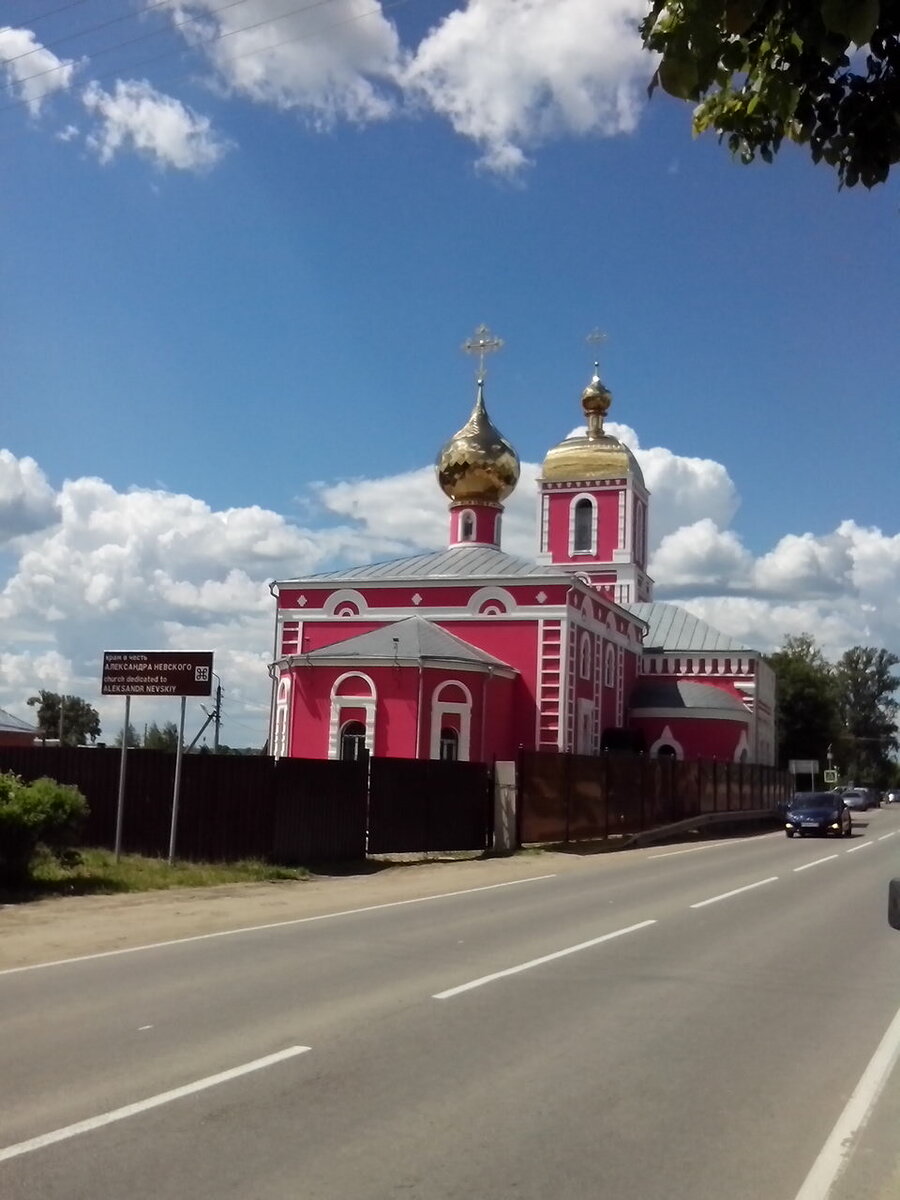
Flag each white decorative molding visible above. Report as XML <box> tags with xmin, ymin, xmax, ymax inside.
<box><xmin>649</xmin><ymin>724</ymin><xmax>684</xmax><ymax>759</ymax></box>
<box><xmin>324</xmin><ymin>588</ymin><xmax>368</xmax><ymax>617</ymax></box>
<box><xmin>298</xmin><ymin>595</ymin><xmax>308</xmax><ymax>607</ymax></box>
<box><xmin>733</xmin><ymin>729</ymin><xmax>750</xmax><ymax>762</ymax></box>
<box><xmin>411</xmin><ymin>593</ymin><xmax>422</xmax><ymax>606</ymax></box>
<box><xmin>536</xmin><ymin>591</ymin><xmax>547</xmax><ymax>604</ymax></box>
<box><xmin>468</xmin><ymin>586</ymin><xmax>516</xmax><ymax>615</ymax></box>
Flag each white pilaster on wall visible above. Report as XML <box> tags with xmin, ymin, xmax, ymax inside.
<box><xmin>536</xmin><ymin>619</ymin><xmax>562</xmax><ymax>750</ymax></box>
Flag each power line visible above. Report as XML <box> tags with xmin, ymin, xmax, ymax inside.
<box><xmin>3</xmin><ymin>0</ymin><xmax>364</xmax><ymax>94</ymax></box>
<box><xmin>3</xmin><ymin>0</ymin><xmax>198</xmax><ymax>66</ymax></box>
<box><xmin>0</xmin><ymin>0</ymin><xmax>411</xmax><ymax>118</ymax></box>
<box><xmin>19</xmin><ymin>0</ymin><xmax>94</xmax><ymax>27</ymax></box>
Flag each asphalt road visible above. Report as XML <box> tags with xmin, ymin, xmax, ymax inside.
<box><xmin>2</xmin><ymin>807</ymin><xmax>900</xmax><ymax>1200</ymax></box>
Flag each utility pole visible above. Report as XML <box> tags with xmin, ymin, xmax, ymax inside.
<box><xmin>58</xmin><ymin>694</ymin><xmax>65</xmax><ymax>746</ymax></box>
<box><xmin>213</xmin><ymin>681</ymin><xmax>222</xmax><ymax>754</ymax></box>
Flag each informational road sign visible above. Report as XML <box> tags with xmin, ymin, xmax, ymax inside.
<box><xmin>101</xmin><ymin>651</ymin><xmax>213</xmax><ymax>697</ymax></box>
<box><xmin>788</xmin><ymin>759</ymin><xmax>819</xmax><ymax>775</ymax></box>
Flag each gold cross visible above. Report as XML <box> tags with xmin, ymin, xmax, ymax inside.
<box><xmin>462</xmin><ymin>323</ymin><xmax>504</xmax><ymax>377</ymax></box>
<box><xmin>586</xmin><ymin>328</ymin><xmax>608</xmax><ymax>372</ymax></box>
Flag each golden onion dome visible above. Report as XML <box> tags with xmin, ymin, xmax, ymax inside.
<box><xmin>436</xmin><ymin>378</ymin><xmax>520</xmax><ymax>503</ymax></box>
<box><xmin>541</xmin><ymin>366</ymin><xmax>644</xmax><ymax>488</ymax></box>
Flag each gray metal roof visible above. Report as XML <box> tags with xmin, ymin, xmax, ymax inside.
<box><xmin>0</xmin><ymin>707</ymin><xmax>37</xmax><ymax>734</ymax></box>
<box><xmin>302</xmin><ymin>615</ymin><xmax>515</xmax><ymax>670</ymax></box>
<box><xmin>285</xmin><ymin>545</ymin><xmax>553</xmax><ymax>584</ymax></box>
<box><xmin>628</xmin><ymin>602</ymin><xmax>753</xmax><ymax>653</ymax></box>
<box><xmin>631</xmin><ymin>680</ymin><xmax>748</xmax><ymax>711</ymax></box>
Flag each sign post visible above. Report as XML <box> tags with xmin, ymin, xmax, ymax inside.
<box><xmin>113</xmin><ymin>695</ymin><xmax>131</xmax><ymax>862</ymax></box>
<box><xmin>168</xmin><ymin>695</ymin><xmax>187</xmax><ymax>865</ymax></box>
<box><xmin>102</xmin><ymin>652</ymin><xmax>213</xmax><ymax>863</ymax></box>
<box><xmin>788</xmin><ymin>759</ymin><xmax>819</xmax><ymax>793</ymax></box>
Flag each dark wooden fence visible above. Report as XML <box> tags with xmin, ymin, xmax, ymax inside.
<box><xmin>519</xmin><ymin>751</ymin><xmax>792</xmax><ymax>844</ymax></box>
<box><xmin>0</xmin><ymin>746</ymin><xmax>493</xmax><ymax>863</ymax></box>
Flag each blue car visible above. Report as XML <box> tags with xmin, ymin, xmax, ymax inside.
<box><xmin>785</xmin><ymin>793</ymin><xmax>852</xmax><ymax>838</ymax></box>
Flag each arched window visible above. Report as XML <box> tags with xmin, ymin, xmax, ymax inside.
<box><xmin>604</xmin><ymin>645</ymin><xmax>616</xmax><ymax>688</ymax></box>
<box><xmin>339</xmin><ymin>721</ymin><xmax>367</xmax><ymax>761</ymax></box>
<box><xmin>573</xmin><ymin>497</ymin><xmax>594</xmax><ymax>552</ymax></box>
<box><xmin>580</xmin><ymin>634</ymin><xmax>591</xmax><ymax>680</ymax></box>
<box><xmin>439</xmin><ymin>728</ymin><xmax>459</xmax><ymax>762</ymax></box>
<box><xmin>656</xmin><ymin>744</ymin><xmax>677</xmax><ymax>759</ymax></box>
<box><xmin>460</xmin><ymin>510</ymin><xmax>475</xmax><ymax>541</ymax></box>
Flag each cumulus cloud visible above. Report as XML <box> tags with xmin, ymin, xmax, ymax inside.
<box><xmin>403</xmin><ymin>0</ymin><xmax>653</xmax><ymax>171</ymax></box>
<box><xmin>2</xmin><ymin>442</ymin><xmax>899</xmax><ymax>743</ymax></box>
<box><xmin>0</xmin><ymin>451</ymin><xmax>60</xmax><ymax>544</ymax></box>
<box><xmin>83</xmin><ymin>79</ymin><xmax>231</xmax><ymax>170</ymax></box>
<box><xmin>163</xmin><ymin>0</ymin><xmax>400</xmax><ymax>125</ymax></box>
<box><xmin>563</xmin><ymin>421</ymin><xmax>740</xmax><ymax>550</ymax></box>
<box><xmin>0</xmin><ymin>26</ymin><xmax>75</xmax><ymax>113</ymax></box>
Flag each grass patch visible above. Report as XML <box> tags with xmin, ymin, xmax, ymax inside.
<box><xmin>3</xmin><ymin>847</ymin><xmax>309</xmax><ymax>902</ymax></box>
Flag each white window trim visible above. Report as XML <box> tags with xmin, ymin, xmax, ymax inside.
<box><xmin>459</xmin><ymin>508</ymin><xmax>476</xmax><ymax>541</ymax></box>
<box><xmin>604</xmin><ymin>645</ymin><xmax>616</xmax><ymax>688</ymax></box>
<box><xmin>579</xmin><ymin>632</ymin><xmax>591</xmax><ymax>680</ymax></box>
<box><xmin>328</xmin><ymin>671</ymin><xmax>376</xmax><ymax>759</ymax></box>
<box><xmin>274</xmin><ymin>676</ymin><xmax>291</xmax><ymax>758</ymax></box>
<box><xmin>430</xmin><ymin>680</ymin><xmax>472</xmax><ymax>762</ymax></box>
<box><xmin>568</xmin><ymin>493</ymin><xmax>598</xmax><ymax>556</ymax></box>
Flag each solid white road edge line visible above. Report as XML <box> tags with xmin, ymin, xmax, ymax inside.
<box><xmin>0</xmin><ymin>875</ymin><xmax>557</xmax><ymax>977</ymax></box>
<box><xmin>689</xmin><ymin>876</ymin><xmax>779</xmax><ymax>909</ymax></box>
<box><xmin>793</xmin><ymin>1003</ymin><xmax>900</xmax><ymax>1200</ymax></box>
<box><xmin>433</xmin><ymin>920</ymin><xmax>658</xmax><ymax>999</ymax></box>
<box><xmin>846</xmin><ymin>842</ymin><xmax>874</xmax><ymax>853</ymax></box>
<box><xmin>793</xmin><ymin>855</ymin><xmax>839</xmax><ymax>873</ymax></box>
<box><xmin>0</xmin><ymin>1046</ymin><xmax>311</xmax><ymax>1163</ymax></box>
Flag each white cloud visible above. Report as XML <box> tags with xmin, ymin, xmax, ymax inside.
<box><xmin>0</xmin><ymin>26</ymin><xmax>75</xmax><ymax>114</ymax></box>
<box><xmin>83</xmin><ymin>79</ymin><xmax>231</xmax><ymax>170</ymax></box>
<box><xmin>564</xmin><ymin>421</ymin><xmax>740</xmax><ymax>549</ymax></box>
<box><xmin>650</xmin><ymin>518</ymin><xmax>753</xmax><ymax>592</ymax></box>
<box><xmin>2</xmin><ymin>441</ymin><xmax>899</xmax><ymax>745</ymax></box>
<box><xmin>0</xmin><ymin>450</ymin><xmax>60</xmax><ymax>544</ymax></box>
<box><xmin>403</xmin><ymin>0</ymin><xmax>653</xmax><ymax>171</ymax></box>
<box><xmin>164</xmin><ymin>0</ymin><xmax>400</xmax><ymax>125</ymax></box>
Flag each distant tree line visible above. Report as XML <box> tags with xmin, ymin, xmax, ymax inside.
<box><xmin>26</xmin><ymin>692</ymin><xmax>260</xmax><ymax>754</ymax></box>
<box><xmin>766</xmin><ymin>636</ymin><xmax>899</xmax><ymax>785</ymax></box>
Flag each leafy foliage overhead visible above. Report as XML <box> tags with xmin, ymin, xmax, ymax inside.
<box><xmin>641</xmin><ymin>0</ymin><xmax>900</xmax><ymax>186</ymax></box>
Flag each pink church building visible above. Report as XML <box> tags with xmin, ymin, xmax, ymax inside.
<box><xmin>268</xmin><ymin>361</ymin><xmax>775</xmax><ymax>767</ymax></box>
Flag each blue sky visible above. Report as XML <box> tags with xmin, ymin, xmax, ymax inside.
<box><xmin>2</xmin><ymin>0</ymin><xmax>899</xmax><ymax>746</ymax></box>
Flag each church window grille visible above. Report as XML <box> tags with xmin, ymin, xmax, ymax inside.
<box><xmin>439</xmin><ymin>728</ymin><xmax>459</xmax><ymax>761</ymax></box>
<box><xmin>339</xmin><ymin>721</ymin><xmax>367</xmax><ymax>761</ymax></box>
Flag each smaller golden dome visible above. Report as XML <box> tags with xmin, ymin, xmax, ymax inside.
<box><xmin>541</xmin><ymin>366</ymin><xmax>644</xmax><ymax>487</ymax></box>
<box><xmin>436</xmin><ymin>379</ymin><xmax>520</xmax><ymax>504</ymax></box>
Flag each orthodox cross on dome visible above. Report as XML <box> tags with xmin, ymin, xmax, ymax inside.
<box><xmin>586</xmin><ymin>327</ymin><xmax>608</xmax><ymax>373</ymax></box>
<box><xmin>462</xmin><ymin>323</ymin><xmax>503</xmax><ymax>378</ymax></box>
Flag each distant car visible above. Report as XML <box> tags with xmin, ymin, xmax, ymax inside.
<box><xmin>784</xmin><ymin>793</ymin><xmax>852</xmax><ymax>838</ymax></box>
<box><xmin>884</xmin><ymin>788</ymin><xmax>900</xmax><ymax>805</ymax></box>
<box><xmin>842</xmin><ymin>788</ymin><xmax>873</xmax><ymax>811</ymax></box>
